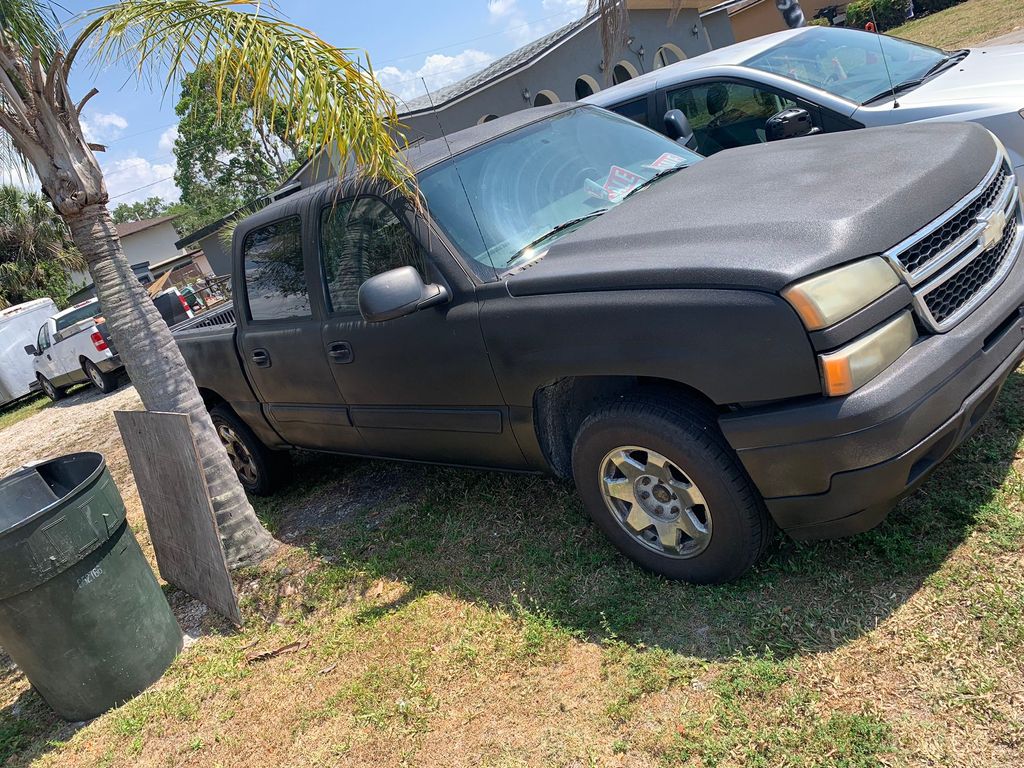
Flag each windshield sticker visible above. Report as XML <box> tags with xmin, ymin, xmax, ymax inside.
<box><xmin>585</xmin><ymin>165</ymin><xmax>644</xmax><ymax>203</ymax></box>
<box><xmin>644</xmin><ymin>153</ymin><xmax>684</xmax><ymax>171</ymax></box>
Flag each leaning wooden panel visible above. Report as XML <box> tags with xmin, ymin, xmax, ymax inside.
<box><xmin>114</xmin><ymin>410</ymin><xmax>242</xmax><ymax>626</ymax></box>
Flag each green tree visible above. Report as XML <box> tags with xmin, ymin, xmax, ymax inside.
<box><xmin>0</xmin><ymin>185</ymin><xmax>85</xmax><ymax>308</ymax></box>
<box><xmin>173</xmin><ymin>59</ymin><xmax>305</xmax><ymax>233</ymax></box>
<box><xmin>0</xmin><ymin>0</ymin><xmax>407</xmax><ymax>567</ymax></box>
<box><xmin>111</xmin><ymin>195</ymin><xmax>172</xmax><ymax>224</ymax></box>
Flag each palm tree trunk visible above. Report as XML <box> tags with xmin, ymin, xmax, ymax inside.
<box><xmin>66</xmin><ymin>203</ymin><xmax>277</xmax><ymax>569</ymax></box>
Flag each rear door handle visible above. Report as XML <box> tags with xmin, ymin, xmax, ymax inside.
<box><xmin>251</xmin><ymin>348</ymin><xmax>271</xmax><ymax>368</ymax></box>
<box><xmin>328</xmin><ymin>341</ymin><xmax>353</xmax><ymax>364</ymax></box>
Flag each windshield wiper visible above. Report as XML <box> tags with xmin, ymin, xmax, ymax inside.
<box><xmin>505</xmin><ymin>210</ymin><xmax>609</xmax><ymax>266</ymax></box>
<box><xmin>862</xmin><ymin>52</ymin><xmax>966</xmax><ymax>105</ymax></box>
<box><xmin>622</xmin><ymin>164</ymin><xmax>689</xmax><ymax>200</ymax></box>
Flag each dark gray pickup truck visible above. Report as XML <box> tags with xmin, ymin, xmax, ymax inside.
<box><xmin>175</xmin><ymin>104</ymin><xmax>1024</xmax><ymax>583</ymax></box>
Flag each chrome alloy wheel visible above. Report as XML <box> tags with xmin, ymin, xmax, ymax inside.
<box><xmin>218</xmin><ymin>424</ymin><xmax>258</xmax><ymax>486</ymax></box>
<box><xmin>598</xmin><ymin>446</ymin><xmax>712</xmax><ymax>559</ymax></box>
<box><xmin>40</xmin><ymin>376</ymin><xmax>56</xmax><ymax>399</ymax></box>
<box><xmin>87</xmin><ymin>363</ymin><xmax>103</xmax><ymax>388</ymax></box>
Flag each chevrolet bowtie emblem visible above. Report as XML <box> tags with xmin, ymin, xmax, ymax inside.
<box><xmin>978</xmin><ymin>209</ymin><xmax>1008</xmax><ymax>251</ymax></box>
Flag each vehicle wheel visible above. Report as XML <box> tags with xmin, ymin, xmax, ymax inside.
<box><xmin>38</xmin><ymin>374</ymin><xmax>64</xmax><ymax>402</ymax></box>
<box><xmin>83</xmin><ymin>359</ymin><xmax>120</xmax><ymax>394</ymax></box>
<box><xmin>210</xmin><ymin>404</ymin><xmax>285</xmax><ymax>496</ymax></box>
<box><xmin>571</xmin><ymin>394</ymin><xmax>771</xmax><ymax>584</ymax></box>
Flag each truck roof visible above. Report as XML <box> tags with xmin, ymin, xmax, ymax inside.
<box><xmin>53</xmin><ymin>298</ymin><xmax>99</xmax><ymax>320</ymax></box>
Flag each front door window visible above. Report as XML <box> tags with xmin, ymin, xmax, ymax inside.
<box><xmin>666</xmin><ymin>81</ymin><xmax>798</xmax><ymax>155</ymax></box>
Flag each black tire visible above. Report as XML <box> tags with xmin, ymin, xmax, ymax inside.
<box><xmin>83</xmin><ymin>359</ymin><xmax>120</xmax><ymax>394</ymax></box>
<box><xmin>38</xmin><ymin>374</ymin><xmax>65</xmax><ymax>402</ymax></box>
<box><xmin>571</xmin><ymin>393</ymin><xmax>771</xmax><ymax>584</ymax></box>
<box><xmin>210</xmin><ymin>404</ymin><xmax>286</xmax><ymax>496</ymax></box>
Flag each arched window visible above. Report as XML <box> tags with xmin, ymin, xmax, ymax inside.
<box><xmin>477</xmin><ymin>114</ymin><xmax>499</xmax><ymax>124</ymax></box>
<box><xmin>612</xmin><ymin>60</ymin><xmax>639</xmax><ymax>85</ymax></box>
<box><xmin>533</xmin><ymin>89</ymin><xmax>559</xmax><ymax>107</ymax></box>
<box><xmin>653</xmin><ymin>43</ymin><xmax>686</xmax><ymax>69</ymax></box>
<box><xmin>574</xmin><ymin>75</ymin><xmax>600</xmax><ymax>100</ymax></box>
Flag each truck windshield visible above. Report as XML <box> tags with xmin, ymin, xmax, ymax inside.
<box><xmin>743</xmin><ymin>28</ymin><xmax>949</xmax><ymax>105</ymax></box>
<box><xmin>418</xmin><ymin>106</ymin><xmax>701</xmax><ymax>278</ymax></box>
<box><xmin>54</xmin><ymin>303</ymin><xmax>100</xmax><ymax>333</ymax></box>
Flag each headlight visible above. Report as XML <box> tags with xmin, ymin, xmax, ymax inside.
<box><xmin>782</xmin><ymin>258</ymin><xmax>899</xmax><ymax>331</ymax></box>
<box><xmin>819</xmin><ymin>311</ymin><xmax>917</xmax><ymax>396</ymax></box>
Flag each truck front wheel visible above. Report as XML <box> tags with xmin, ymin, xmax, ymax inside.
<box><xmin>571</xmin><ymin>394</ymin><xmax>771</xmax><ymax>584</ymax></box>
<box><xmin>210</xmin><ymin>404</ymin><xmax>286</xmax><ymax>496</ymax></box>
<box><xmin>38</xmin><ymin>374</ymin><xmax>64</xmax><ymax>402</ymax></box>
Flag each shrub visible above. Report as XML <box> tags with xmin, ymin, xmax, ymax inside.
<box><xmin>807</xmin><ymin>17</ymin><xmax>831</xmax><ymax>26</ymax></box>
<box><xmin>845</xmin><ymin>0</ymin><xmax>911</xmax><ymax>31</ymax></box>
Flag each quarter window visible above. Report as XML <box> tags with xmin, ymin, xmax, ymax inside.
<box><xmin>37</xmin><ymin>325</ymin><xmax>49</xmax><ymax>351</ymax></box>
<box><xmin>242</xmin><ymin>216</ymin><xmax>310</xmax><ymax>321</ymax></box>
<box><xmin>319</xmin><ymin>197</ymin><xmax>425</xmax><ymax>314</ymax></box>
<box><xmin>666</xmin><ymin>81</ymin><xmax>798</xmax><ymax>155</ymax></box>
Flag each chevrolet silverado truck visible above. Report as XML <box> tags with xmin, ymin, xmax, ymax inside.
<box><xmin>174</xmin><ymin>104</ymin><xmax>1024</xmax><ymax>583</ymax></box>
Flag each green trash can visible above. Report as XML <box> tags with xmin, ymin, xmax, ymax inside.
<box><xmin>0</xmin><ymin>452</ymin><xmax>182</xmax><ymax>721</ymax></box>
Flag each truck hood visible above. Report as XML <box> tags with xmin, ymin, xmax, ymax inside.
<box><xmin>506</xmin><ymin>122</ymin><xmax>998</xmax><ymax>297</ymax></box>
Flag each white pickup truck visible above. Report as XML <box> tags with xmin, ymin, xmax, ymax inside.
<box><xmin>24</xmin><ymin>298</ymin><xmax>125</xmax><ymax>400</ymax></box>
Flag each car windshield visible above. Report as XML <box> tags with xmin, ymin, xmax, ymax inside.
<box><xmin>417</xmin><ymin>106</ymin><xmax>701</xmax><ymax>277</ymax></box>
<box><xmin>743</xmin><ymin>28</ymin><xmax>949</xmax><ymax>105</ymax></box>
<box><xmin>55</xmin><ymin>302</ymin><xmax>100</xmax><ymax>332</ymax></box>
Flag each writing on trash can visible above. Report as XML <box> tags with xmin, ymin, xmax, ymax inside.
<box><xmin>76</xmin><ymin>566</ymin><xmax>104</xmax><ymax>591</ymax></box>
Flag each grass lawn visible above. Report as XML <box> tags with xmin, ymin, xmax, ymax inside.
<box><xmin>891</xmin><ymin>0</ymin><xmax>1024</xmax><ymax>48</ymax></box>
<box><xmin>0</xmin><ymin>394</ymin><xmax>49</xmax><ymax>432</ymax></box>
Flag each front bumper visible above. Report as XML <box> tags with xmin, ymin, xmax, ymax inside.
<box><xmin>720</xmin><ymin>239</ymin><xmax>1024</xmax><ymax>540</ymax></box>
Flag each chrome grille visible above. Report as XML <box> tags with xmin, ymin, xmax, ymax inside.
<box><xmin>884</xmin><ymin>157</ymin><xmax>1024</xmax><ymax>333</ymax></box>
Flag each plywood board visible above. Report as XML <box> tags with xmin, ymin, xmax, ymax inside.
<box><xmin>115</xmin><ymin>410</ymin><xmax>241</xmax><ymax>625</ymax></box>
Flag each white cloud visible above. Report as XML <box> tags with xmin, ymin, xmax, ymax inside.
<box><xmin>489</xmin><ymin>0</ymin><xmax>587</xmax><ymax>47</ymax></box>
<box><xmin>379</xmin><ymin>49</ymin><xmax>496</xmax><ymax>103</ymax></box>
<box><xmin>100</xmin><ymin>155</ymin><xmax>179</xmax><ymax>204</ymax></box>
<box><xmin>80</xmin><ymin>111</ymin><xmax>128</xmax><ymax>144</ymax></box>
<box><xmin>488</xmin><ymin>0</ymin><xmax>518</xmax><ymax>18</ymax></box>
<box><xmin>157</xmin><ymin>125</ymin><xmax>179</xmax><ymax>154</ymax></box>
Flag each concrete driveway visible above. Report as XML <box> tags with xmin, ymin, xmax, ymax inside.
<box><xmin>985</xmin><ymin>29</ymin><xmax>1024</xmax><ymax>46</ymax></box>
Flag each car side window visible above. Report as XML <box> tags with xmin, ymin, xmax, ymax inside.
<box><xmin>610</xmin><ymin>98</ymin><xmax>650</xmax><ymax>128</ymax></box>
<box><xmin>666</xmin><ymin>81</ymin><xmax>797</xmax><ymax>155</ymax></box>
<box><xmin>319</xmin><ymin>197</ymin><xmax>426</xmax><ymax>315</ymax></box>
<box><xmin>36</xmin><ymin>325</ymin><xmax>49</xmax><ymax>351</ymax></box>
<box><xmin>242</xmin><ymin>216</ymin><xmax>311</xmax><ymax>321</ymax></box>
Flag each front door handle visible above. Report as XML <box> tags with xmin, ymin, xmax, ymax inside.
<box><xmin>328</xmin><ymin>341</ymin><xmax>353</xmax><ymax>364</ymax></box>
<box><xmin>251</xmin><ymin>348</ymin><xmax>271</xmax><ymax>368</ymax></box>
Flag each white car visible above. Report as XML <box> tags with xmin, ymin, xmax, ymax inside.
<box><xmin>586</xmin><ymin>26</ymin><xmax>1024</xmax><ymax>182</ymax></box>
<box><xmin>25</xmin><ymin>299</ymin><xmax>124</xmax><ymax>400</ymax></box>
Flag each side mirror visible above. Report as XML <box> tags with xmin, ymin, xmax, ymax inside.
<box><xmin>765</xmin><ymin>107</ymin><xmax>820</xmax><ymax>142</ymax></box>
<box><xmin>663</xmin><ymin>109</ymin><xmax>697</xmax><ymax>150</ymax></box>
<box><xmin>358</xmin><ymin>266</ymin><xmax>449</xmax><ymax>323</ymax></box>
<box><xmin>24</xmin><ymin>344</ymin><xmax>38</xmax><ymax>356</ymax></box>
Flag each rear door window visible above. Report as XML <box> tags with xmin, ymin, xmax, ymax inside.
<box><xmin>242</xmin><ymin>216</ymin><xmax>311</xmax><ymax>321</ymax></box>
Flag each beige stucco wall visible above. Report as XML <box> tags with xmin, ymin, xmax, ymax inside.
<box><xmin>730</xmin><ymin>0</ymin><xmax>836</xmax><ymax>42</ymax></box>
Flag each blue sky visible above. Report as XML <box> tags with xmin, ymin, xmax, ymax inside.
<box><xmin>38</xmin><ymin>0</ymin><xmax>588</xmax><ymax>204</ymax></box>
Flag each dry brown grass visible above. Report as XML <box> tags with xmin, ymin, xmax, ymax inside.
<box><xmin>891</xmin><ymin>0</ymin><xmax>1024</xmax><ymax>49</ymax></box>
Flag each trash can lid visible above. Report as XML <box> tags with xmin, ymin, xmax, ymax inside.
<box><xmin>0</xmin><ymin>453</ymin><xmax>128</xmax><ymax>600</ymax></box>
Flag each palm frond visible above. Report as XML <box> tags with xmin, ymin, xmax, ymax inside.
<box><xmin>0</xmin><ymin>0</ymin><xmax>63</xmax><ymax>65</ymax></box>
<box><xmin>73</xmin><ymin>0</ymin><xmax>409</xmax><ymax>191</ymax></box>
<box><xmin>588</xmin><ymin>0</ymin><xmax>688</xmax><ymax>82</ymax></box>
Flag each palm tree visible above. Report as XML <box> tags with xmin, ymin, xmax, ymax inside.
<box><xmin>0</xmin><ymin>184</ymin><xmax>85</xmax><ymax>308</ymax></box>
<box><xmin>0</xmin><ymin>0</ymin><xmax>409</xmax><ymax>567</ymax></box>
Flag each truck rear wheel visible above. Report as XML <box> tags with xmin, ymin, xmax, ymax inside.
<box><xmin>210</xmin><ymin>404</ymin><xmax>285</xmax><ymax>496</ymax></box>
<box><xmin>37</xmin><ymin>374</ymin><xmax>64</xmax><ymax>402</ymax></box>
<box><xmin>571</xmin><ymin>394</ymin><xmax>771</xmax><ymax>584</ymax></box>
<box><xmin>83</xmin><ymin>359</ymin><xmax>120</xmax><ymax>394</ymax></box>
